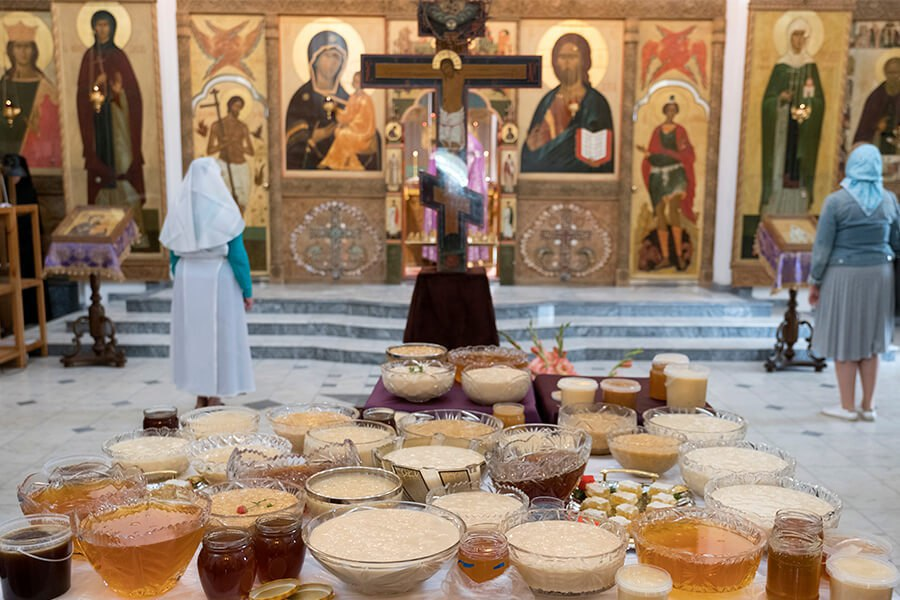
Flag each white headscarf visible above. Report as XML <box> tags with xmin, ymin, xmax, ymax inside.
<box><xmin>160</xmin><ymin>157</ymin><xmax>244</xmax><ymax>253</ymax></box>
<box><xmin>779</xmin><ymin>18</ymin><xmax>814</xmax><ymax>68</ymax></box>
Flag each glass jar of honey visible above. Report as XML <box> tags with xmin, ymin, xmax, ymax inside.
<box><xmin>493</xmin><ymin>403</ymin><xmax>525</xmax><ymax>428</ymax></box>
<box><xmin>198</xmin><ymin>529</ymin><xmax>257</xmax><ymax>600</ymax></box>
<box><xmin>142</xmin><ymin>406</ymin><xmax>179</xmax><ymax>430</ymax></box>
<box><xmin>252</xmin><ymin>514</ymin><xmax>305</xmax><ymax>583</ymax></box>
<box><xmin>774</xmin><ymin>509</ymin><xmax>824</xmax><ymax>540</ymax></box>
<box><xmin>766</xmin><ymin>529</ymin><xmax>822</xmax><ymax>600</ymax></box>
<box><xmin>457</xmin><ymin>530</ymin><xmax>509</xmax><ymax>584</ymax></box>
<box><xmin>362</xmin><ymin>407</ymin><xmax>396</xmax><ymax>431</ymax></box>
<box><xmin>649</xmin><ymin>354</ymin><xmax>688</xmax><ymax>401</ymax></box>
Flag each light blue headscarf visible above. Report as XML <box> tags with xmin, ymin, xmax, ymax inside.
<box><xmin>841</xmin><ymin>144</ymin><xmax>885</xmax><ymax>216</ymax></box>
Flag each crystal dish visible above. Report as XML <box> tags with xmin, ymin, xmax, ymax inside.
<box><xmin>380</xmin><ymin>360</ymin><xmax>455</xmax><ymax>403</ymax></box>
<box><xmin>461</xmin><ymin>364</ymin><xmax>532</xmax><ymax>405</ymax></box>
<box><xmin>188</xmin><ymin>433</ymin><xmax>292</xmax><ymax>484</ymax></box>
<box><xmin>558</xmin><ymin>403</ymin><xmax>637</xmax><ymax>454</ymax></box>
<box><xmin>305</xmin><ymin>466</ymin><xmax>404</xmax><ymax>516</ymax></box>
<box><xmin>226</xmin><ymin>441</ymin><xmax>361</xmax><ymax>487</ymax></box>
<box><xmin>397</xmin><ymin>409</ymin><xmax>502</xmax><ymax>449</ymax></box>
<box><xmin>632</xmin><ymin>506</ymin><xmax>766</xmax><ymax>593</ymax></box>
<box><xmin>607</xmin><ymin>426</ymin><xmax>685</xmax><ymax>475</ymax></box>
<box><xmin>426</xmin><ymin>480</ymin><xmax>528</xmax><ymax>529</ymax></box>
<box><xmin>202</xmin><ymin>478</ymin><xmax>305</xmax><ymax>529</ymax></box>
<box><xmin>446</xmin><ymin>345</ymin><xmax>529</xmax><ymax>382</ymax></box>
<box><xmin>304</xmin><ymin>420</ymin><xmax>396</xmax><ymax>467</ymax></box>
<box><xmin>502</xmin><ymin>508</ymin><xmax>628</xmax><ymax>595</ymax></box>
<box><xmin>374</xmin><ymin>437</ymin><xmax>486</xmax><ymax>502</ymax></box>
<box><xmin>678</xmin><ymin>440</ymin><xmax>795</xmax><ymax>495</ymax></box>
<box><xmin>102</xmin><ymin>428</ymin><xmax>193</xmax><ymax>479</ymax></box>
<box><xmin>385</xmin><ymin>342</ymin><xmax>448</xmax><ymax>362</ymax></box>
<box><xmin>266</xmin><ymin>403</ymin><xmax>359</xmax><ymax>453</ymax></box>
<box><xmin>302</xmin><ymin>501</ymin><xmax>465</xmax><ymax>594</ymax></box>
<box><xmin>643</xmin><ymin>406</ymin><xmax>747</xmax><ymax>443</ymax></box>
<box><xmin>180</xmin><ymin>406</ymin><xmax>260</xmax><ymax>439</ymax></box>
<box><xmin>704</xmin><ymin>473</ymin><xmax>842</xmax><ymax>533</ymax></box>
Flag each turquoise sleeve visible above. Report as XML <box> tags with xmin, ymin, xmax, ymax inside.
<box><xmin>227</xmin><ymin>234</ymin><xmax>253</xmax><ymax>298</ymax></box>
<box><xmin>169</xmin><ymin>252</ymin><xmax>179</xmax><ymax>275</ymax></box>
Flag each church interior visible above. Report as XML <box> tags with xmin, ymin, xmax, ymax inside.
<box><xmin>1</xmin><ymin>0</ymin><xmax>900</xmax><ymax>598</ymax></box>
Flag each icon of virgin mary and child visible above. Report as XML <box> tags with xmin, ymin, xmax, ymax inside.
<box><xmin>285</xmin><ymin>30</ymin><xmax>381</xmax><ymax>171</ymax></box>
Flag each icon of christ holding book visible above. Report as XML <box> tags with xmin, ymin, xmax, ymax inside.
<box><xmin>522</xmin><ymin>33</ymin><xmax>615</xmax><ymax>173</ymax></box>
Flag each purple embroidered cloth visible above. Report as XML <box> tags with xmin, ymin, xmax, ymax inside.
<box><xmin>756</xmin><ymin>224</ymin><xmax>813</xmax><ymax>290</ymax></box>
<box><xmin>364</xmin><ymin>379</ymin><xmax>542</xmax><ymax>423</ymax></box>
<box><xmin>44</xmin><ymin>221</ymin><xmax>139</xmax><ymax>281</ymax></box>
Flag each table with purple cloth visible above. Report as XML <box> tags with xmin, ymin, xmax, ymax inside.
<box><xmin>754</xmin><ymin>219</ymin><xmax>813</xmax><ymax>291</ymax></box>
<box><xmin>532</xmin><ymin>375</ymin><xmax>662</xmax><ymax>424</ymax></box>
<box><xmin>364</xmin><ymin>379</ymin><xmax>542</xmax><ymax>423</ymax></box>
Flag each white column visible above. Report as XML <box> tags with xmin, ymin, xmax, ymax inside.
<box><xmin>156</xmin><ymin>0</ymin><xmax>183</xmax><ymax>204</ymax></box>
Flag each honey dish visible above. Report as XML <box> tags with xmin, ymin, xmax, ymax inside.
<box><xmin>632</xmin><ymin>506</ymin><xmax>766</xmax><ymax>593</ymax></box>
<box><xmin>304</xmin><ymin>467</ymin><xmax>403</xmax><ymax>516</ymax></box>
<box><xmin>180</xmin><ymin>406</ymin><xmax>260</xmax><ymax>439</ymax></box>
<box><xmin>643</xmin><ymin>406</ymin><xmax>747</xmax><ymax>443</ymax></box>
<box><xmin>189</xmin><ymin>433</ymin><xmax>292</xmax><ymax>484</ymax></box>
<box><xmin>380</xmin><ymin>360</ymin><xmax>455</xmax><ymax>403</ymax></box>
<box><xmin>558</xmin><ymin>403</ymin><xmax>637</xmax><ymax>454</ymax></box>
<box><xmin>374</xmin><ymin>437</ymin><xmax>486</xmax><ymax>502</ymax></box>
<box><xmin>461</xmin><ymin>364</ymin><xmax>531</xmax><ymax>405</ymax></box>
<box><xmin>102</xmin><ymin>428</ymin><xmax>193</xmax><ymax>480</ymax></box>
<box><xmin>704</xmin><ymin>473</ymin><xmax>842</xmax><ymax>533</ymax></box>
<box><xmin>446</xmin><ymin>345</ymin><xmax>529</xmax><ymax>382</ymax></box>
<box><xmin>202</xmin><ymin>478</ymin><xmax>305</xmax><ymax>529</ymax></box>
<box><xmin>678</xmin><ymin>440</ymin><xmax>796</xmax><ymax>495</ymax></box>
<box><xmin>503</xmin><ymin>508</ymin><xmax>628</xmax><ymax>595</ymax></box>
<box><xmin>607</xmin><ymin>427</ymin><xmax>685</xmax><ymax>475</ymax></box>
<box><xmin>266</xmin><ymin>403</ymin><xmax>359</xmax><ymax>453</ymax></box>
<box><xmin>426</xmin><ymin>480</ymin><xmax>528</xmax><ymax>529</ymax></box>
<box><xmin>302</xmin><ymin>501</ymin><xmax>465</xmax><ymax>594</ymax></box>
<box><xmin>304</xmin><ymin>420</ymin><xmax>396</xmax><ymax>467</ymax></box>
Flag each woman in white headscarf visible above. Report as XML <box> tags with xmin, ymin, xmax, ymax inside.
<box><xmin>160</xmin><ymin>157</ymin><xmax>254</xmax><ymax>408</ymax></box>
<box><xmin>809</xmin><ymin>144</ymin><xmax>900</xmax><ymax>421</ymax></box>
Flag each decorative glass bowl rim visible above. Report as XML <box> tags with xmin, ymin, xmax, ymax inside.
<box><xmin>501</xmin><ymin>507</ymin><xmax>629</xmax><ymax>560</ymax></box>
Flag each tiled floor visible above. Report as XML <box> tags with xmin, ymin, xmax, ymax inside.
<box><xmin>2</xmin><ymin>355</ymin><xmax>899</xmax><ymax>560</ymax></box>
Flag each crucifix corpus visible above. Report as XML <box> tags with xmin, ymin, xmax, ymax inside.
<box><xmin>361</xmin><ymin>0</ymin><xmax>540</xmax><ymax>271</ymax></box>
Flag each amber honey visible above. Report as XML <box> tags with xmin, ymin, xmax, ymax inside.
<box><xmin>457</xmin><ymin>531</ymin><xmax>509</xmax><ymax>584</ymax></box>
<box><xmin>635</xmin><ymin>519</ymin><xmax>762</xmax><ymax>592</ymax></box>
<box><xmin>23</xmin><ymin>479</ymin><xmax>143</xmax><ymax>522</ymax></box>
<box><xmin>767</xmin><ymin>542</ymin><xmax>822</xmax><ymax>599</ymax></box>
<box><xmin>491</xmin><ymin>450</ymin><xmax>585</xmax><ymax>500</ymax></box>
<box><xmin>79</xmin><ymin>502</ymin><xmax>206</xmax><ymax>598</ymax></box>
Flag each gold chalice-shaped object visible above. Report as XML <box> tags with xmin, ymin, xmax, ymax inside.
<box><xmin>89</xmin><ymin>85</ymin><xmax>106</xmax><ymax>113</ymax></box>
<box><xmin>2</xmin><ymin>99</ymin><xmax>21</xmax><ymax>127</ymax></box>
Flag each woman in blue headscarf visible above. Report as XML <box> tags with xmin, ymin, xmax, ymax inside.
<box><xmin>809</xmin><ymin>143</ymin><xmax>900</xmax><ymax>421</ymax></box>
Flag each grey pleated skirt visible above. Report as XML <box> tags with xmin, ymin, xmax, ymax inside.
<box><xmin>812</xmin><ymin>263</ymin><xmax>895</xmax><ymax>361</ymax></box>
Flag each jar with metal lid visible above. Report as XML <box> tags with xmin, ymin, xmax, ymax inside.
<box><xmin>198</xmin><ymin>528</ymin><xmax>257</xmax><ymax>600</ymax></box>
<box><xmin>252</xmin><ymin>514</ymin><xmax>305</xmax><ymax>583</ymax></box>
<box><xmin>142</xmin><ymin>406</ymin><xmax>179</xmax><ymax>430</ymax></box>
<box><xmin>457</xmin><ymin>529</ymin><xmax>509</xmax><ymax>583</ymax></box>
<box><xmin>766</xmin><ymin>528</ymin><xmax>822</xmax><ymax>600</ymax></box>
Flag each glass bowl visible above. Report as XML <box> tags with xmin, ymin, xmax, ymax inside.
<box><xmin>17</xmin><ymin>460</ymin><xmax>147</xmax><ymax>527</ymax></box>
<box><xmin>397</xmin><ymin>409</ymin><xmax>502</xmax><ymax>449</ymax></box>
<box><xmin>380</xmin><ymin>360</ymin><xmax>455</xmax><ymax>403</ymax></box>
<box><xmin>823</xmin><ymin>528</ymin><xmax>894</xmax><ymax>563</ymax></box>
<box><xmin>643</xmin><ymin>406</ymin><xmax>747</xmax><ymax>443</ymax></box>
<box><xmin>487</xmin><ymin>425</ymin><xmax>591</xmax><ymax>500</ymax></box>
<box><xmin>226</xmin><ymin>440</ymin><xmax>361</xmax><ymax>487</ymax></box>
<box><xmin>679</xmin><ymin>440</ymin><xmax>796</xmax><ymax>496</ymax></box>
<box><xmin>426</xmin><ymin>480</ymin><xmax>528</xmax><ymax>529</ymax></box>
<box><xmin>373</xmin><ymin>437</ymin><xmax>486</xmax><ymax>503</ymax></box>
<box><xmin>632</xmin><ymin>506</ymin><xmax>766</xmax><ymax>593</ymax></box>
<box><xmin>385</xmin><ymin>342</ymin><xmax>448</xmax><ymax>362</ymax></box>
<box><xmin>102</xmin><ymin>428</ymin><xmax>193</xmax><ymax>481</ymax></box>
<box><xmin>460</xmin><ymin>364</ymin><xmax>532</xmax><ymax>405</ymax></box>
<box><xmin>305</xmin><ymin>466</ymin><xmax>404</xmax><ymax>517</ymax></box>
<box><xmin>266</xmin><ymin>403</ymin><xmax>359</xmax><ymax>453</ymax></box>
<box><xmin>502</xmin><ymin>507</ymin><xmax>628</xmax><ymax>595</ymax></box>
<box><xmin>76</xmin><ymin>485</ymin><xmax>210</xmax><ymax>598</ymax></box>
<box><xmin>179</xmin><ymin>406</ymin><xmax>260</xmax><ymax>439</ymax></box>
<box><xmin>607</xmin><ymin>426</ymin><xmax>686</xmax><ymax>475</ymax></box>
<box><xmin>302</xmin><ymin>501</ymin><xmax>465</xmax><ymax>594</ymax></box>
<box><xmin>704</xmin><ymin>473</ymin><xmax>843</xmax><ymax>533</ymax></box>
<box><xmin>304</xmin><ymin>420</ymin><xmax>396</xmax><ymax>467</ymax></box>
<box><xmin>558</xmin><ymin>403</ymin><xmax>637</xmax><ymax>455</ymax></box>
<box><xmin>447</xmin><ymin>345</ymin><xmax>530</xmax><ymax>383</ymax></box>
<box><xmin>188</xmin><ymin>433</ymin><xmax>292</xmax><ymax>484</ymax></box>
<box><xmin>201</xmin><ymin>478</ymin><xmax>305</xmax><ymax>529</ymax></box>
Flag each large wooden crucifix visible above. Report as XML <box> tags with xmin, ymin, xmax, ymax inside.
<box><xmin>360</xmin><ymin>4</ymin><xmax>540</xmax><ymax>271</ymax></box>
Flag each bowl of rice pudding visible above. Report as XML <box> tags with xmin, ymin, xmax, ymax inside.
<box><xmin>381</xmin><ymin>360</ymin><xmax>455</xmax><ymax>403</ymax></box>
<box><xmin>374</xmin><ymin>438</ymin><xmax>486</xmax><ymax>502</ymax></box>
<box><xmin>426</xmin><ymin>480</ymin><xmax>527</xmax><ymax>529</ymax></box>
<box><xmin>266</xmin><ymin>403</ymin><xmax>359</xmax><ymax>452</ymax></box>
<box><xmin>188</xmin><ymin>433</ymin><xmax>292</xmax><ymax>484</ymax></box>
<box><xmin>558</xmin><ymin>403</ymin><xmax>637</xmax><ymax>454</ymax></box>
<box><xmin>502</xmin><ymin>508</ymin><xmax>628</xmax><ymax>595</ymax></box>
<box><xmin>679</xmin><ymin>440</ymin><xmax>796</xmax><ymax>496</ymax></box>
<box><xmin>385</xmin><ymin>342</ymin><xmax>448</xmax><ymax>362</ymax></box>
<box><xmin>461</xmin><ymin>364</ymin><xmax>532</xmax><ymax>405</ymax></box>
<box><xmin>304</xmin><ymin>420</ymin><xmax>396</xmax><ymax>467</ymax></box>
<box><xmin>202</xmin><ymin>478</ymin><xmax>305</xmax><ymax>528</ymax></box>
<box><xmin>397</xmin><ymin>409</ymin><xmax>502</xmax><ymax>449</ymax></box>
<box><xmin>102</xmin><ymin>428</ymin><xmax>193</xmax><ymax>479</ymax></box>
<box><xmin>180</xmin><ymin>406</ymin><xmax>260</xmax><ymax>439</ymax></box>
<box><xmin>305</xmin><ymin>466</ymin><xmax>404</xmax><ymax>516</ymax></box>
<box><xmin>704</xmin><ymin>473</ymin><xmax>842</xmax><ymax>533</ymax></box>
<box><xmin>607</xmin><ymin>426</ymin><xmax>686</xmax><ymax>475</ymax></box>
<box><xmin>303</xmin><ymin>501</ymin><xmax>465</xmax><ymax>594</ymax></box>
<box><xmin>643</xmin><ymin>406</ymin><xmax>747</xmax><ymax>444</ymax></box>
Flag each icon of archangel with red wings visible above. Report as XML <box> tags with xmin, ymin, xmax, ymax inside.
<box><xmin>191</xmin><ymin>19</ymin><xmax>264</xmax><ymax>80</ymax></box>
<box><xmin>641</xmin><ymin>26</ymin><xmax>708</xmax><ymax>89</ymax></box>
